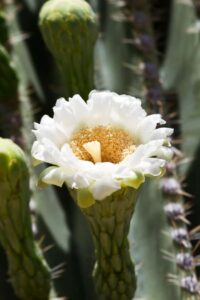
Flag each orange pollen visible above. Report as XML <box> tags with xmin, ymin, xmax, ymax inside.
<box><xmin>69</xmin><ymin>125</ymin><xmax>136</xmax><ymax>163</ymax></box>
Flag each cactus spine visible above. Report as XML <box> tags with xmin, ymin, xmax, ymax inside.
<box><xmin>0</xmin><ymin>138</ymin><xmax>51</xmax><ymax>300</ymax></box>
<box><xmin>39</xmin><ymin>0</ymin><xmax>98</xmax><ymax>99</ymax></box>
<box><xmin>123</xmin><ymin>0</ymin><xmax>200</xmax><ymax>298</ymax></box>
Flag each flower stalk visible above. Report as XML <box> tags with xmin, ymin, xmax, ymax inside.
<box><xmin>74</xmin><ymin>188</ymin><xmax>138</xmax><ymax>300</ymax></box>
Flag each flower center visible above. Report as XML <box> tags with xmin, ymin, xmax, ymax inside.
<box><xmin>69</xmin><ymin>125</ymin><xmax>136</xmax><ymax>163</ymax></box>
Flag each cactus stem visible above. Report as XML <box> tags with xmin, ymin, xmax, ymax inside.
<box><xmin>73</xmin><ymin>187</ymin><xmax>138</xmax><ymax>300</ymax></box>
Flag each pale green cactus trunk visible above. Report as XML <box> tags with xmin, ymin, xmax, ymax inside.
<box><xmin>39</xmin><ymin>0</ymin><xmax>98</xmax><ymax>99</ymax></box>
<box><xmin>0</xmin><ymin>138</ymin><xmax>51</xmax><ymax>300</ymax></box>
<box><xmin>74</xmin><ymin>188</ymin><xmax>138</xmax><ymax>300</ymax></box>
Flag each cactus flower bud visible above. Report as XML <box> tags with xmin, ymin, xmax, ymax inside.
<box><xmin>39</xmin><ymin>0</ymin><xmax>98</xmax><ymax>99</ymax></box>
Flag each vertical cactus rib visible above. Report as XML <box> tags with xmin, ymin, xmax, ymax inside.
<box><xmin>122</xmin><ymin>0</ymin><xmax>163</xmax><ymax>112</ymax></box>
<box><xmin>0</xmin><ymin>138</ymin><xmax>51</xmax><ymax>300</ymax></box>
<box><xmin>39</xmin><ymin>0</ymin><xmax>98</xmax><ymax>99</ymax></box>
<box><xmin>0</xmin><ymin>44</ymin><xmax>23</xmax><ymax>146</ymax></box>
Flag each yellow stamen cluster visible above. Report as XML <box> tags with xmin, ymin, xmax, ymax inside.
<box><xmin>69</xmin><ymin>125</ymin><xmax>136</xmax><ymax>163</ymax></box>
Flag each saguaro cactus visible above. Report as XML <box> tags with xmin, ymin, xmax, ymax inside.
<box><xmin>0</xmin><ymin>138</ymin><xmax>51</xmax><ymax>300</ymax></box>
<box><xmin>39</xmin><ymin>0</ymin><xmax>98</xmax><ymax>99</ymax></box>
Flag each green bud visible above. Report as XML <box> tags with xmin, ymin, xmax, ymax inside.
<box><xmin>39</xmin><ymin>0</ymin><xmax>98</xmax><ymax>99</ymax></box>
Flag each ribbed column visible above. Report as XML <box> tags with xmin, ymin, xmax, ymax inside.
<box><xmin>81</xmin><ymin>188</ymin><xmax>138</xmax><ymax>300</ymax></box>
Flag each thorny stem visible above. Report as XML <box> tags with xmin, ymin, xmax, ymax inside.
<box><xmin>124</xmin><ymin>0</ymin><xmax>200</xmax><ymax>298</ymax></box>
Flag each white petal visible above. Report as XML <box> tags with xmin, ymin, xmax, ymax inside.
<box><xmin>68</xmin><ymin>94</ymin><xmax>89</xmax><ymax>123</ymax></box>
<box><xmin>125</xmin><ymin>140</ymin><xmax>164</xmax><ymax>166</ymax></box>
<box><xmin>154</xmin><ymin>146</ymin><xmax>173</xmax><ymax>160</ymax></box>
<box><xmin>137</xmin><ymin>158</ymin><xmax>166</xmax><ymax>176</ymax></box>
<box><xmin>136</xmin><ymin>114</ymin><xmax>166</xmax><ymax>143</ymax></box>
<box><xmin>53</xmin><ymin>98</ymin><xmax>76</xmax><ymax>138</ymax></box>
<box><xmin>60</xmin><ymin>143</ymin><xmax>78</xmax><ymax>163</ymax></box>
<box><xmin>33</xmin><ymin>116</ymin><xmax>67</xmax><ymax>147</ymax></box>
<box><xmin>87</xmin><ymin>90</ymin><xmax>114</xmax><ymax>125</ymax></box>
<box><xmin>90</xmin><ymin>178</ymin><xmax>121</xmax><ymax>200</ymax></box>
<box><xmin>31</xmin><ymin>140</ymin><xmax>63</xmax><ymax>166</ymax></box>
<box><xmin>151</xmin><ymin>128</ymin><xmax>174</xmax><ymax>140</ymax></box>
<box><xmin>67</xmin><ymin>173</ymin><xmax>91</xmax><ymax>189</ymax></box>
<box><xmin>88</xmin><ymin>162</ymin><xmax>118</xmax><ymax>179</ymax></box>
<box><xmin>87</xmin><ymin>90</ymin><xmax>146</xmax><ymax>129</ymax></box>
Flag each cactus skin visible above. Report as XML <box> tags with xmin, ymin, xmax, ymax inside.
<box><xmin>39</xmin><ymin>0</ymin><xmax>98</xmax><ymax>99</ymax></box>
<box><xmin>0</xmin><ymin>11</ymin><xmax>8</xmax><ymax>45</ymax></box>
<box><xmin>0</xmin><ymin>45</ymin><xmax>18</xmax><ymax>101</ymax></box>
<box><xmin>73</xmin><ymin>188</ymin><xmax>138</xmax><ymax>300</ymax></box>
<box><xmin>0</xmin><ymin>138</ymin><xmax>51</xmax><ymax>300</ymax></box>
<box><xmin>0</xmin><ymin>45</ymin><xmax>22</xmax><ymax>146</ymax></box>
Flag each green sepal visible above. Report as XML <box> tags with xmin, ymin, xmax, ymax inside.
<box><xmin>77</xmin><ymin>188</ymin><xmax>95</xmax><ymax>208</ymax></box>
<box><xmin>121</xmin><ymin>172</ymin><xmax>145</xmax><ymax>189</ymax></box>
<box><xmin>32</xmin><ymin>157</ymin><xmax>42</xmax><ymax>167</ymax></box>
<box><xmin>37</xmin><ymin>166</ymin><xmax>63</xmax><ymax>188</ymax></box>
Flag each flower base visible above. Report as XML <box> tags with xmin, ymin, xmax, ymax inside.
<box><xmin>76</xmin><ymin>188</ymin><xmax>138</xmax><ymax>300</ymax></box>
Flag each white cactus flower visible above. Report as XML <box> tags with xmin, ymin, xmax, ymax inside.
<box><xmin>32</xmin><ymin>90</ymin><xmax>173</xmax><ymax>205</ymax></box>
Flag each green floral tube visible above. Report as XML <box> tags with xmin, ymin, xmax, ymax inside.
<box><xmin>73</xmin><ymin>188</ymin><xmax>138</xmax><ymax>300</ymax></box>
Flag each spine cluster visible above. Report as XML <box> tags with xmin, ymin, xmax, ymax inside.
<box><xmin>161</xmin><ymin>161</ymin><xmax>200</xmax><ymax>297</ymax></box>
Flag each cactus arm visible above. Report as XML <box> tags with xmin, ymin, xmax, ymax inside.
<box><xmin>162</xmin><ymin>0</ymin><xmax>200</xmax><ymax>158</ymax></box>
<box><xmin>0</xmin><ymin>138</ymin><xmax>51</xmax><ymax>300</ymax></box>
<box><xmin>92</xmin><ymin>0</ymin><xmax>144</xmax><ymax>97</ymax></box>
